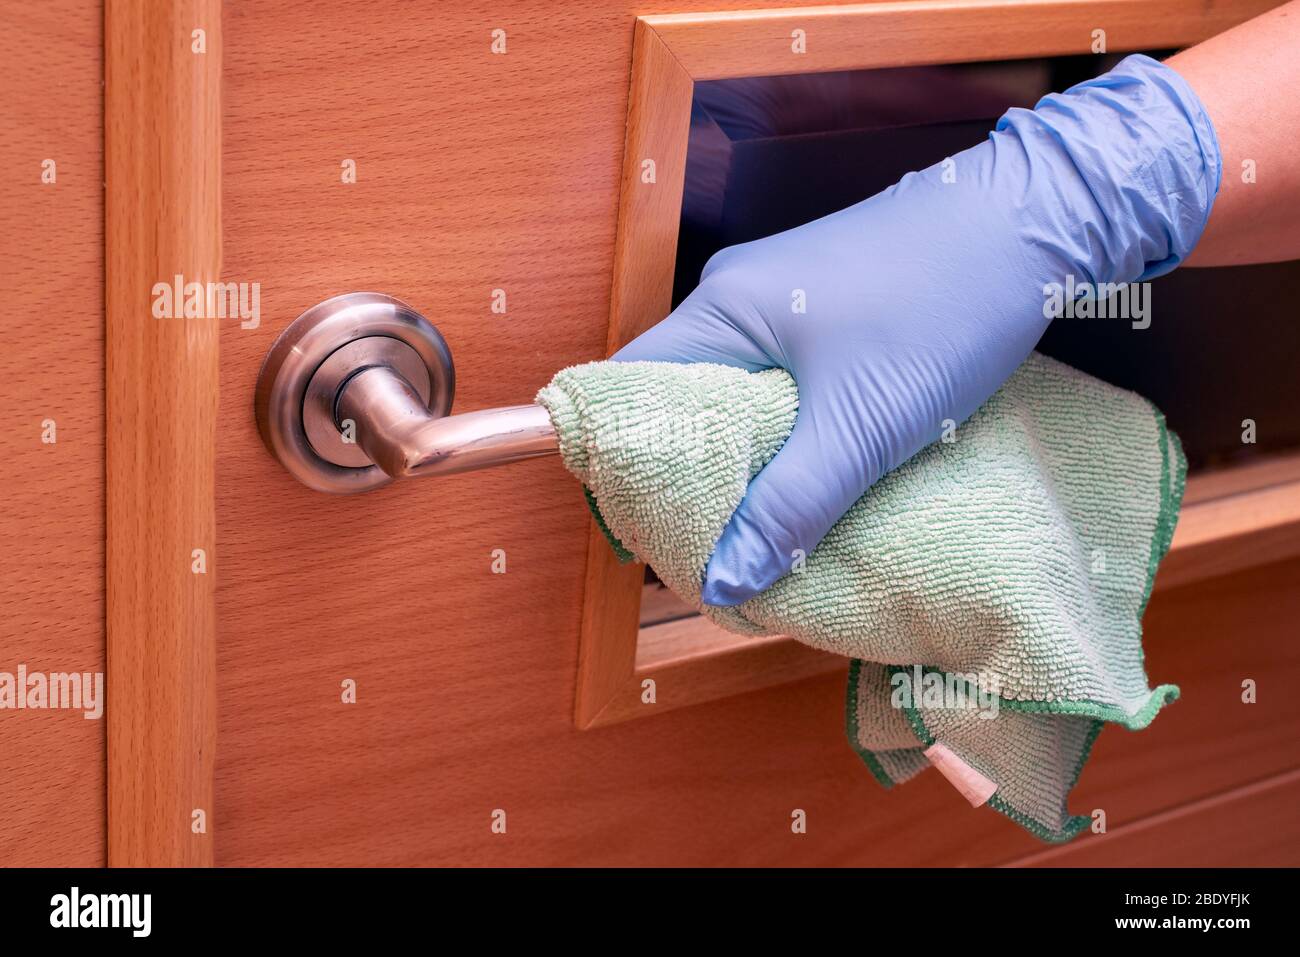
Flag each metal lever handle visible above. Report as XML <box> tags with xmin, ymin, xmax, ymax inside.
<box><xmin>255</xmin><ymin>292</ymin><xmax>558</xmax><ymax>494</ymax></box>
<box><xmin>336</xmin><ymin>366</ymin><xmax>556</xmax><ymax>480</ymax></box>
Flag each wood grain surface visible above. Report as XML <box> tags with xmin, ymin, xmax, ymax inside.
<box><xmin>105</xmin><ymin>0</ymin><xmax>220</xmax><ymax>867</ymax></box>
<box><xmin>0</xmin><ymin>0</ymin><xmax>106</xmax><ymax>868</ymax></box>
<box><xmin>646</xmin><ymin>0</ymin><xmax>1282</xmax><ymax>80</ymax></box>
<box><xmin>2</xmin><ymin>0</ymin><xmax>1292</xmax><ymax>870</ymax></box>
<box><xmin>215</xmin><ymin>0</ymin><xmax>1299</xmax><ymax>865</ymax></box>
<box><xmin>1008</xmin><ymin>769</ymin><xmax>1300</xmax><ymax>866</ymax></box>
<box><xmin>576</xmin><ymin>19</ymin><xmax>696</xmax><ymax>728</ymax></box>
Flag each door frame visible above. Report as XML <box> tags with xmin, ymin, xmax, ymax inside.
<box><xmin>105</xmin><ymin>0</ymin><xmax>221</xmax><ymax>867</ymax></box>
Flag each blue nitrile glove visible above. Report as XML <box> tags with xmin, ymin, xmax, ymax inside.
<box><xmin>614</xmin><ymin>54</ymin><xmax>1221</xmax><ymax>607</ymax></box>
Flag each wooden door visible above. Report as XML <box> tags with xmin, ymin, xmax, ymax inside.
<box><xmin>3</xmin><ymin>0</ymin><xmax>1298</xmax><ymax>868</ymax></box>
<box><xmin>211</xmin><ymin>0</ymin><xmax>1300</xmax><ymax>866</ymax></box>
<box><xmin>0</xmin><ymin>0</ymin><xmax>106</xmax><ymax>868</ymax></box>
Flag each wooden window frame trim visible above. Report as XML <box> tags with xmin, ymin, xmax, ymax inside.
<box><xmin>576</xmin><ymin>0</ymin><xmax>1290</xmax><ymax>729</ymax></box>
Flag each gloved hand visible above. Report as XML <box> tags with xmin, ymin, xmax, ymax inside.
<box><xmin>614</xmin><ymin>54</ymin><xmax>1221</xmax><ymax>607</ymax></box>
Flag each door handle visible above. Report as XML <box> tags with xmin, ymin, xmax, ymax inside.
<box><xmin>255</xmin><ymin>293</ymin><xmax>558</xmax><ymax>493</ymax></box>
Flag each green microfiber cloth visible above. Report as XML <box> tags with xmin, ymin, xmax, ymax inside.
<box><xmin>537</xmin><ymin>352</ymin><xmax>1184</xmax><ymax>842</ymax></box>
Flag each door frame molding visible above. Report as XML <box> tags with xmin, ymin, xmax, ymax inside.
<box><xmin>105</xmin><ymin>0</ymin><xmax>221</xmax><ymax>867</ymax></box>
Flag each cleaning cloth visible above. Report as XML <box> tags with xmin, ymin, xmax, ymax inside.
<box><xmin>536</xmin><ymin>352</ymin><xmax>1184</xmax><ymax>842</ymax></box>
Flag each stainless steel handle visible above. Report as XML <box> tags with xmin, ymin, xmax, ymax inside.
<box><xmin>337</xmin><ymin>367</ymin><xmax>556</xmax><ymax>480</ymax></box>
<box><xmin>254</xmin><ymin>292</ymin><xmax>558</xmax><ymax>494</ymax></box>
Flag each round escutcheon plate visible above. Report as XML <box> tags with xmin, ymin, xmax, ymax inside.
<box><xmin>254</xmin><ymin>292</ymin><xmax>455</xmax><ymax>494</ymax></box>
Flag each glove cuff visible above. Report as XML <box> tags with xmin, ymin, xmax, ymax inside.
<box><xmin>995</xmin><ymin>53</ymin><xmax>1223</xmax><ymax>285</ymax></box>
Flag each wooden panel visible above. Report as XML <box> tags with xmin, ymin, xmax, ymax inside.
<box><xmin>575</xmin><ymin>19</ymin><xmax>696</xmax><ymax>729</ymax></box>
<box><xmin>217</xmin><ymin>0</ymin><xmax>1295</xmax><ymax>866</ymax></box>
<box><xmin>1008</xmin><ymin>769</ymin><xmax>1300</xmax><ymax>866</ymax></box>
<box><xmin>217</xmin><ymin>0</ymin><xmax>629</xmax><ymax>867</ymax></box>
<box><xmin>1154</xmin><ymin>453</ymin><xmax>1300</xmax><ymax>589</ymax></box>
<box><xmin>605</xmin><ymin>20</ymin><xmax>696</xmax><ymax>351</ymax></box>
<box><xmin>647</xmin><ymin>0</ymin><xmax>1283</xmax><ymax>80</ymax></box>
<box><xmin>105</xmin><ymin>0</ymin><xmax>220</xmax><ymax>867</ymax></box>
<box><xmin>1182</xmin><ymin>450</ymin><xmax>1300</xmax><ymax>504</ymax></box>
<box><xmin>0</xmin><ymin>0</ymin><xmax>106</xmax><ymax>868</ymax></box>
<box><xmin>217</xmin><ymin>0</ymin><xmax>891</xmax><ymax>866</ymax></box>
